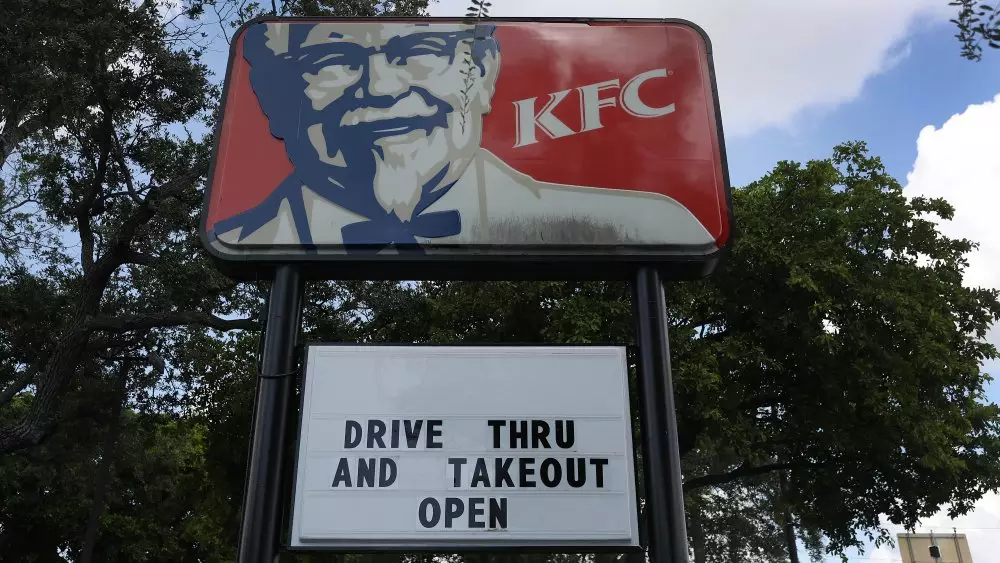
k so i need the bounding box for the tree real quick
[190,0,433,39]
[686,477,788,563]
[0,0,252,453]
[687,143,1000,553]
[1,0,94,169]
[0,0,251,558]
[0,386,232,562]
[951,0,1000,61]
[278,0,433,16]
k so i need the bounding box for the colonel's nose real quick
[366,53,406,97]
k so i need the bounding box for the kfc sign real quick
[514,69,676,147]
[200,18,731,279]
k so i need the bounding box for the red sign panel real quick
[200,17,731,279]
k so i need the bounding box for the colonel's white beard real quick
[371,111,479,222]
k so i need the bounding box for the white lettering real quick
[621,68,675,118]
[577,79,620,133]
[513,90,576,148]
[512,69,675,148]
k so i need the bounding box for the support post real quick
[237,266,305,563]
[632,266,689,563]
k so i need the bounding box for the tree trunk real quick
[779,471,800,563]
[78,362,129,563]
[0,280,106,452]
[726,525,741,563]
[689,505,707,563]
[0,323,90,451]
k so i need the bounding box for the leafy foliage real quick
[687,477,789,563]
[677,142,1000,553]
[189,0,433,31]
[280,0,433,16]
[950,0,1000,61]
[0,391,231,562]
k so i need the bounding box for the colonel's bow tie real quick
[340,209,461,253]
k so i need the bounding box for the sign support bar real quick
[632,266,690,563]
[237,265,305,563]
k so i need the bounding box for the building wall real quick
[897,533,974,563]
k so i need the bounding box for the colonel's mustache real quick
[339,91,440,126]
[320,87,452,133]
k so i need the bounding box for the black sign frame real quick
[282,342,646,553]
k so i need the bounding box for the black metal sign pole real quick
[237,265,305,563]
[633,266,689,563]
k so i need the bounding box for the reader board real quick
[290,345,640,549]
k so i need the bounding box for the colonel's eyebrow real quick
[312,53,347,64]
[296,28,345,48]
[298,39,370,63]
[387,31,465,51]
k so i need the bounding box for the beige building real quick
[898,532,973,563]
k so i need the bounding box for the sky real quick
[181,0,1000,560]
[421,1,1000,561]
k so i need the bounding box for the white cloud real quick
[886,93,1000,563]
[430,0,950,137]
[836,504,1000,563]
[905,93,1000,296]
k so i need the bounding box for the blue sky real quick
[724,21,1000,187]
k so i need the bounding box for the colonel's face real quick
[246,22,500,220]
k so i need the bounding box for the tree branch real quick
[738,393,785,412]
[0,111,50,169]
[77,108,114,275]
[675,315,726,333]
[110,132,142,203]
[122,250,154,265]
[88,163,205,288]
[1,197,40,215]
[0,367,38,407]
[69,126,99,173]
[682,461,826,492]
[99,190,144,202]
[87,310,257,333]
[702,328,730,342]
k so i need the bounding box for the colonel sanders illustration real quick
[206,21,714,254]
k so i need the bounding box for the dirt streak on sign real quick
[200,17,730,277]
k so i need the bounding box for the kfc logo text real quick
[513,68,675,148]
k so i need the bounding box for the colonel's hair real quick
[240,21,499,143]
